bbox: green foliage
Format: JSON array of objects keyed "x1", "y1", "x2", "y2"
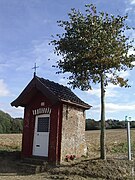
[
  {"x1": 0, "y1": 110, "x2": 23, "y2": 134},
  {"x1": 51, "y1": 4, "x2": 135, "y2": 90},
  {"x1": 86, "y1": 119, "x2": 100, "y2": 130},
  {"x1": 11, "y1": 118, "x2": 23, "y2": 133}
]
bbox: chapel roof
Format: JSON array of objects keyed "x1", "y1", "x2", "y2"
[{"x1": 11, "y1": 76, "x2": 91, "y2": 109}]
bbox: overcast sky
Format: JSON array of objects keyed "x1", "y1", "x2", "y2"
[{"x1": 0, "y1": 0, "x2": 135, "y2": 120}]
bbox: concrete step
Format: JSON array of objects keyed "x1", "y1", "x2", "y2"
[
  {"x1": 18, "y1": 157, "x2": 49, "y2": 174},
  {"x1": 21, "y1": 157, "x2": 48, "y2": 165}
]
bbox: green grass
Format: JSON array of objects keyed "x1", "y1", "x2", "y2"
[
  {"x1": 111, "y1": 142, "x2": 135, "y2": 154},
  {"x1": 112, "y1": 142, "x2": 128, "y2": 153}
]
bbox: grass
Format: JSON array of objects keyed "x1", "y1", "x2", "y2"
[
  {"x1": 111, "y1": 142, "x2": 135, "y2": 154},
  {"x1": 0, "y1": 134, "x2": 22, "y2": 152},
  {"x1": 0, "y1": 130, "x2": 134, "y2": 179},
  {"x1": 0, "y1": 145, "x2": 20, "y2": 151},
  {"x1": 111, "y1": 142, "x2": 128, "y2": 153},
  {"x1": 86, "y1": 129, "x2": 135, "y2": 158},
  {"x1": 0, "y1": 130, "x2": 135, "y2": 156}
]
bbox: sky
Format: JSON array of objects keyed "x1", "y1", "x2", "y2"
[{"x1": 0, "y1": 0, "x2": 135, "y2": 121}]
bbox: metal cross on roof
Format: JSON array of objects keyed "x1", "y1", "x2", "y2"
[{"x1": 32, "y1": 63, "x2": 39, "y2": 77}]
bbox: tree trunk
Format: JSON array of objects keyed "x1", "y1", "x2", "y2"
[{"x1": 100, "y1": 74, "x2": 106, "y2": 159}]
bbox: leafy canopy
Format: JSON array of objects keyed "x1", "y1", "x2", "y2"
[{"x1": 51, "y1": 4, "x2": 135, "y2": 90}]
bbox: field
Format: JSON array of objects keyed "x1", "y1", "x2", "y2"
[
  {"x1": 0, "y1": 134, "x2": 22, "y2": 151},
  {"x1": 86, "y1": 129, "x2": 135, "y2": 158},
  {"x1": 0, "y1": 130, "x2": 135, "y2": 179}
]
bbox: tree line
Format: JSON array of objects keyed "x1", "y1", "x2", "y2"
[
  {"x1": 0, "y1": 110, "x2": 23, "y2": 133},
  {"x1": 86, "y1": 119, "x2": 135, "y2": 130},
  {"x1": 1, "y1": 109, "x2": 135, "y2": 133}
]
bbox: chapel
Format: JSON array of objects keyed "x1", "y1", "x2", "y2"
[{"x1": 11, "y1": 75, "x2": 91, "y2": 163}]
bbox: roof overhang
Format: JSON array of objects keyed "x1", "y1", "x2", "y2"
[
  {"x1": 61, "y1": 99, "x2": 92, "y2": 110},
  {"x1": 11, "y1": 76, "x2": 59, "y2": 107}
]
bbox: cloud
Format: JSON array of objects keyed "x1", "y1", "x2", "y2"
[
  {"x1": 119, "y1": 70, "x2": 130, "y2": 78},
  {"x1": 0, "y1": 39, "x2": 58, "y2": 80},
  {"x1": 86, "y1": 68, "x2": 130, "y2": 99},
  {"x1": 7, "y1": 106, "x2": 24, "y2": 118},
  {"x1": 31, "y1": 39, "x2": 59, "y2": 66},
  {"x1": 91, "y1": 102, "x2": 135, "y2": 113},
  {"x1": 106, "y1": 103, "x2": 135, "y2": 112},
  {"x1": 0, "y1": 79, "x2": 10, "y2": 97},
  {"x1": 87, "y1": 88, "x2": 100, "y2": 98},
  {"x1": 125, "y1": 1, "x2": 135, "y2": 12},
  {"x1": 125, "y1": 7, "x2": 133, "y2": 12},
  {"x1": 0, "y1": 102, "x2": 24, "y2": 118},
  {"x1": 43, "y1": 19, "x2": 52, "y2": 24},
  {"x1": 58, "y1": 78, "x2": 69, "y2": 86},
  {"x1": 87, "y1": 83, "x2": 120, "y2": 98},
  {"x1": 129, "y1": 0, "x2": 135, "y2": 4}
]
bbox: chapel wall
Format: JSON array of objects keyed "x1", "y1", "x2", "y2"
[{"x1": 60, "y1": 104, "x2": 87, "y2": 161}]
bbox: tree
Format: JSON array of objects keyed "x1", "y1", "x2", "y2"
[
  {"x1": 51, "y1": 4, "x2": 135, "y2": 159},
  {"x1": 11, "y1": 118, "x2": 23, "y2": 133},
  {"x1": 0, "y1": 110, "x2": 12, "y2": 133},
  {"x1": 0, "y1": 110, "x2": 23, "y2": 133}
]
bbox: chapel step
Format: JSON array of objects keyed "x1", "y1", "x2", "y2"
[
  {"x1": 21, "y1": 157, "x2": 48, "y2": 165},
  {"x1": 18, "y1": 157, "x2": 49, "y2": 174},
  {"x1": 17, "y1": 163, "x2": 47, "y2": 174}
]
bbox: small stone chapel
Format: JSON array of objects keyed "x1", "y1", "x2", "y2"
[{"x1": 11, "y1": 75, "x2": 91, "y2": 164}]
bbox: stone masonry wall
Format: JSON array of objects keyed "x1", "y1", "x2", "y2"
[{"x1": 60, "y1": 104, "x2": 87, "y2": 161}]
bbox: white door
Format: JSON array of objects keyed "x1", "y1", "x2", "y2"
[{"x1": 33, "y1": 114, "x2": 50, "y2": 157}]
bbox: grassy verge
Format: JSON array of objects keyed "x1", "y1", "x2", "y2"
[{"x1": 111, "y1": 142, "x2": 135, "y2": 154}]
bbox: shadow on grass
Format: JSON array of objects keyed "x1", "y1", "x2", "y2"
[
  {"x1": 0, "y1": 150, "x2": 23, "y2": 175},
  {"x1": 0, "y1": 150, "x2": 133, "y2": 179},
  {"x1": 0, "y1": 150, "x2": 49, "y2": 176}
]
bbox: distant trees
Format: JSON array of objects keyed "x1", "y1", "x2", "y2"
[
  {"x1": 0, "y1": 110, "x2": 23, "y2": 133},
  {"x1": 11, "y1": 118, "x2": 23, "y2": 133},
  {"x1": 86, "y1": 119, "x2": 135, "y2": 130},
  {"x1": 86, "y1": 119, "x2": 100, "y2": 130}
]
